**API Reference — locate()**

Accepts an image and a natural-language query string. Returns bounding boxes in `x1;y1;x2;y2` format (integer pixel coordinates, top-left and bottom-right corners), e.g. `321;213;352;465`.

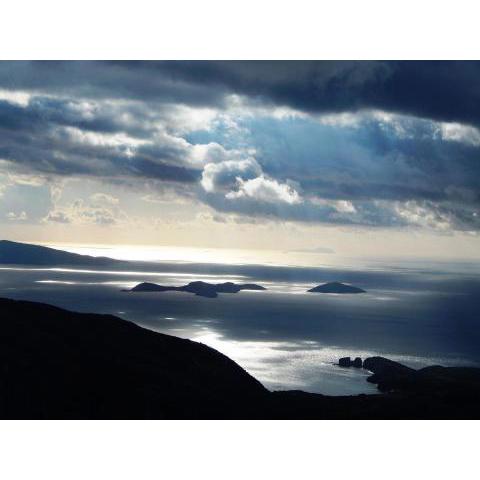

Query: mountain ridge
0;239;120;266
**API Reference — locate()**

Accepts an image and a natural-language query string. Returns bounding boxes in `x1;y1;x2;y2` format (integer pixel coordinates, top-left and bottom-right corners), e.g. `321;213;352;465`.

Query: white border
0;0;479;59
1;1;479;477
0;420;478;479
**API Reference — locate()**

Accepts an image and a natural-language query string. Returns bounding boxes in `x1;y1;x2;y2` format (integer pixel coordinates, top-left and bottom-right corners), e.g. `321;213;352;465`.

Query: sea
1;244;480;396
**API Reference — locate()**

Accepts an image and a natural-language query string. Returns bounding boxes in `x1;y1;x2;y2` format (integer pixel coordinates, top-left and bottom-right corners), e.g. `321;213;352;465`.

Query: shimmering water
1;256;479;395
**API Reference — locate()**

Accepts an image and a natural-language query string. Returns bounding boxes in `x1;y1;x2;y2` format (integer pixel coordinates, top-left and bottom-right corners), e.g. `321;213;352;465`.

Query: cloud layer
0;61;479;232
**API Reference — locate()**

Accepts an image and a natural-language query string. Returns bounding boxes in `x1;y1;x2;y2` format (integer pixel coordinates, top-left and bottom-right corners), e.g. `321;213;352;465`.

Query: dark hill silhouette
0;297;267;419
1;297;480;419
308;281;366;294
0;240;119;266
128;281;266;298
363;356;480;395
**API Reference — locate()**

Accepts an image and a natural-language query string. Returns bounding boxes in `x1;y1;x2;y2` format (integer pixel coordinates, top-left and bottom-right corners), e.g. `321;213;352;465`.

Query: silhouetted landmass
363;356;416;391
308;281;366;294
339;356;363;368
0;240;119;266
0;297;267;419
363;356;480;396
1;297;480;419
128;281;266;298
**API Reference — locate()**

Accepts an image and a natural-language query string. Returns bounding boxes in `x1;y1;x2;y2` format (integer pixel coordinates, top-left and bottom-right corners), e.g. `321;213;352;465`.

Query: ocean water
1;256;480;395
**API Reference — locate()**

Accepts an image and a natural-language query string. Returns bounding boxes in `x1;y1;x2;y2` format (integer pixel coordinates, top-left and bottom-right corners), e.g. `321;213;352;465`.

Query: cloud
0;95;205;183
2;61;480;126
226;175;302;205
393;200;480;231
44;198;127;226
0;173;52;224
201;156;302;207
0;61;479;233
44;210;71;224
439;122;480;147
90;193;119;206
6;211;27;221
201;158;261;193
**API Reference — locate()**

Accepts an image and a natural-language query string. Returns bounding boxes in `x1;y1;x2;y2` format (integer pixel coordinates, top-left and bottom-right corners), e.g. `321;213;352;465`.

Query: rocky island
308;282;366;294
339;356;363;368
127;280;267;298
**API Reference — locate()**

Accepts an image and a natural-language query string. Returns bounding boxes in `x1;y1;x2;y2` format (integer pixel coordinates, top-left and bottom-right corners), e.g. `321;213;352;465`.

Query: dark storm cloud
205;61;480;126
0;97;155;137
0;97;200;182
1;61;480;126
0;61;226;107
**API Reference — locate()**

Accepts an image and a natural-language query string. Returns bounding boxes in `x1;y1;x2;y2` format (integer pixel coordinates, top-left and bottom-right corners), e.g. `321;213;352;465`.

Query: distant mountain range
308;281;366;294
0;240;119;266
1;297;480;419
128;281;266;298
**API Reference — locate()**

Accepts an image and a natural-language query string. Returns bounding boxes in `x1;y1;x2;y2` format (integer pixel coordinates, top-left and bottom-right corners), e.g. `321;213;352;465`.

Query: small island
308;281;366;294
127;280;266;298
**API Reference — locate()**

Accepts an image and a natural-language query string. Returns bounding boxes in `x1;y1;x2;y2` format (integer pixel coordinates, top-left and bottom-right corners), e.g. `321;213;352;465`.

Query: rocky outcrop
363;356;416;392
308;282;366;294
338;356;363;368
353;357;363;368
339;357;352;367
363;356;480;395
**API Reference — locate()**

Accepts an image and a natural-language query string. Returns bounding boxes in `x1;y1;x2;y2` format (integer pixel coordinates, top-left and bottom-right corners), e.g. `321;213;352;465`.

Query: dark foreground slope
0;297;267;419
1;297;480;419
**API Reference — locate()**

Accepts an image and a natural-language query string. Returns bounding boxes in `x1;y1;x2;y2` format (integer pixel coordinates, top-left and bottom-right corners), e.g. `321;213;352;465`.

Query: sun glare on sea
42;243;341;268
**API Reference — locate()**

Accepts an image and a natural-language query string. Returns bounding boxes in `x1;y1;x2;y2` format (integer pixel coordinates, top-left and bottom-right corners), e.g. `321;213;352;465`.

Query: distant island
308;281;366;294
1;296;480;419
0;239;119;267
127;281;267;298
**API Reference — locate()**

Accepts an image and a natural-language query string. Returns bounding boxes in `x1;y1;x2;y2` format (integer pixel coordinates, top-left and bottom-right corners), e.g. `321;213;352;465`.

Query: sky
0;61;479;261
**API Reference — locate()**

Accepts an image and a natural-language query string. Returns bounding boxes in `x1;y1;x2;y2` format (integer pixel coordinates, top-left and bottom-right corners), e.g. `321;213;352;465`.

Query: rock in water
353;357;363;368
339;357;352;367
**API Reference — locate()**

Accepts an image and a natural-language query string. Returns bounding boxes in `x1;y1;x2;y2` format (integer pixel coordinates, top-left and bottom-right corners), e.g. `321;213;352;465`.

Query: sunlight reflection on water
2;257;480;395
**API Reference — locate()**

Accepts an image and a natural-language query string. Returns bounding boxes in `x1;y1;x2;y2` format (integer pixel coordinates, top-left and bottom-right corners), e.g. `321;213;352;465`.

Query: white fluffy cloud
226;175;302;205
6;211;28;221
439;122;480;147
201;156;302;206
